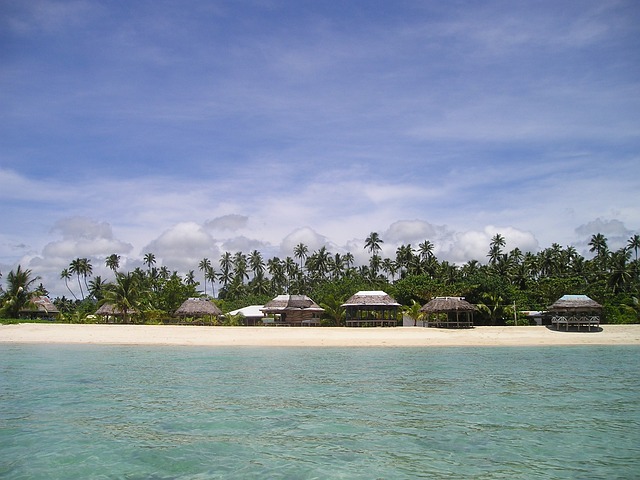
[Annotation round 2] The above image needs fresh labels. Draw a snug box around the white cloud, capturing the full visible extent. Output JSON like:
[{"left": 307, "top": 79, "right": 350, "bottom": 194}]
[
  {"left": 143, "top": 222, "right": 219, "bottom": 271},
  {"left": 204, "top": 214, "right": 249, "bottom": 232}
]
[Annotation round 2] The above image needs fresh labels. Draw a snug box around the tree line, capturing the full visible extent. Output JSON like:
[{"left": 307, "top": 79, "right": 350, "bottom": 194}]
[{"left": 1, "top": 232, "right": 639, "bottom": 325}]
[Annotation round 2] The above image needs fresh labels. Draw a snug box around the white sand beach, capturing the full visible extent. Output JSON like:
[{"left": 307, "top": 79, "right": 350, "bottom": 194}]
[{"left": 1, "top": 323, "right": 640, "bottom": 347}]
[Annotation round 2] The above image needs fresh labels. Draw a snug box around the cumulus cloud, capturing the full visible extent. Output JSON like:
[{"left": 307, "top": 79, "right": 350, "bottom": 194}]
[
  {"left": 221, "top": 236, "right": 270, "bottom": 254},
  {"left": 574, "top": 218, "right": 633, "bottom": 254},
  {"left": 204, "top": 214, "right": 249, "bottom": 232},
  {"left": 42, "top": 217, "right": 133, "bottom": 259},
  {"left": 143, "top": 222, "right": 220, "bottom": 270},
  {"left": 280, "top": 227, "right": 333, "bottom": 257},
  {"left": 446, "top": 225, "right": 538, "bottom": 264}
]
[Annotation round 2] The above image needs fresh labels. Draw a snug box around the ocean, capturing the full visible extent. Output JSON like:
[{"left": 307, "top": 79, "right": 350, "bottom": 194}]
[{"left": 1, "top": 344, "right": 638, "bottom": 479}]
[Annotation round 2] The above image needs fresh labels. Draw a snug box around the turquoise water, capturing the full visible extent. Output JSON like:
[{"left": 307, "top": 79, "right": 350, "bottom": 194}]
[{"left": 1, "top": 345, "right": 639, "bottom": 479}]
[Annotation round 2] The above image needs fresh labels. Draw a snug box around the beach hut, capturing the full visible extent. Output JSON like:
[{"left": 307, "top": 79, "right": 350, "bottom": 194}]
[
  {"left": 19, "top": 296, "right": 59, "bottom": 320},
  {"left": 174, "top": 298, "right": 222, "bottom": 325},
  {"left": 548, "top": 295, "right": 602, "bottom": 331},
  {"left": 341, "top": 290, "right": 400, "bottom": 327},
  {"left": 95, "top": 302, "right": 139, "bottom": 323},
  {"left": 420, "top": 296, "right": 476, "bottom": 328},
  {"left": 260, "top": 295, "right": 324, "bottom": 326},
  {"left": 227, "top": 305, "right": 265, "bottom": 326}
]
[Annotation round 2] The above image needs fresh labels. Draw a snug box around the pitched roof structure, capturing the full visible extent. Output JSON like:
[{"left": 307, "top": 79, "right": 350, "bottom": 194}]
[
  {"left": 95, "top": 303, "right": 138, "bottom": 316},
  {"left": 21, "top": 296, "right": 59, "bottom": 314},
  {"left": 261, "top": 295, "right": 324, "bottom": 313},
  {"left": 228, "top": 305, "right": 265, "bottom": 318},
  {"left": 175, "top": 298, "right": 223, "bottom": 317},
  {"left": 341, "top": 291, "right": 400, "bottom": 307},
  {"left": 548, "top": 295, "right": 603, "bottom": 311},
  {"left": 420, "top": 296, "right": 477, "bottom": 313}
]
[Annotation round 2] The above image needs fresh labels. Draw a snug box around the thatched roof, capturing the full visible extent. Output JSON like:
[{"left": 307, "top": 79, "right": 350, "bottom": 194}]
[
  {"left": 548, "top": 295, "right": 602, "bottom": 311},
  {"left": 95, "top": 303, "right": 137, "bottom": 316},
  {"left": 21, "top": 296, "right": 59, "bottom": 314},
  {"left": 261, "top": 295, "right": 324, "bottom": 313},
  {"left": 175, "top": 298, "right": 222, "bottom": 317},
  {"left": 341, "top": 291, "right": 400, "bottom": 307},
  {"left": 420, "top": 297, "right": 477, "bottom": 313}
]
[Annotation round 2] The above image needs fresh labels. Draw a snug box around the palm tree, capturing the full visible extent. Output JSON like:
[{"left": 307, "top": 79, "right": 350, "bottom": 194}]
[
  {"left": 293, "top": 243, "right": 309, "bottom": 272},
  {"left": 487, "top": 234, "right": 505, "bottom": 266},
  {"left": 628, "top": 234, "right": 640, "bottom": 263},
  {"left": 232, "top": 252, "right": 249, "bottom": 285},
  {"left": 69, "top": 258, "right": 86, "bottom": 300},
  {"left": 476, "top": 292, "right": 505, "bottom": 326},
  {"left": 364, "top": 232, "right": 383, "bottom": 255},
  {"left": 2, "top": 265, "right": 39, "bottom": 317},
  {"left": 418, "top": 240, "right": 435, "bottom": 262},
  {"left": 105, "top": 254, "right": 120, "bottom": 274},
  {"left": 198, "top": 258, "right": 212, "bottom": 296},
  {"left": 60, "top": 268, "right": 77, "bottom": 300},
  {"left": 628, "top": 234, "right": 640, "bottom": 281},
  {"left": 248, "top": 250, "right": 265, "bottom": 281},
  {"left": 205, "top": 266, "right": 217, "bottom": 298},
  {"left": 88, "top": 276, "right": 106, "bottom": 301},
  {"left": 80, "top": 258, "right": 93, "bottom": 295},
  {"left": 184, "top": 270, "right": 197, "bottom": 287},
  {"left": 143, "top": 252, "right": 156, "bottom": 272},
  {"left": 588, "top": 233, "right": 608, "bottom": 259},
  {"left": 381, "top": 258, "right": 398, "bottom": 282},
  {"left": 103, "top": 272, "right": 141, "bottom": 324},
  {"left": 403, "top": 299, "right": 425, "bottom": 327},
  {"left": 395, "top": 244, "right": 414, "bottom": 278},
  {"left": 218, "top": 252, "right": 233, "bottom": 289},
  {"left": 608, "top": 248, "right": 632, "bottom": 293},
  {"left": 320, "top": 296, "right": 345, "bottom": 327},
  {"left": 267, "top": 257, "right": 286, "bottom": 293}
]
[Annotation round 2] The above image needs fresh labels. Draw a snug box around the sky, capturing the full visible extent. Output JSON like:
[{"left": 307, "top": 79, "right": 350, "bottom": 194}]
[{"left": 1, "top": 0, "right": 639, "bottom": 297}]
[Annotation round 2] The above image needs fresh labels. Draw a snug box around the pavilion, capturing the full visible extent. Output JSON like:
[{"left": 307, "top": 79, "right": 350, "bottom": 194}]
[
  {"left": 420, "top": 296, "right": 476, "bottom": 328},
  {"left": 548, "top": 294, "right": 602, "bottom": 331},
  {"left": 341, "top": 291, "right": 400, "bottom": 327}
]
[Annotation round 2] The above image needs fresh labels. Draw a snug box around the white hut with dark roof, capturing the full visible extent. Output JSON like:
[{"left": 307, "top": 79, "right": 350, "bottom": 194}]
[
  {"left": 341, "top": 290, "right": 400, "bottom": 327},
  {"left": 260, "top": 295, "right": 324, "bottom": 326},
  {"left": 548, "top": 295, "right": 602, "bottom": 331}
]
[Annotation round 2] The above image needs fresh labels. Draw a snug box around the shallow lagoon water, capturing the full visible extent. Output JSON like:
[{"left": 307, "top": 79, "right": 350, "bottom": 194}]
[{"left": 1, "top": 345, "right": 639, "bottom": 479}]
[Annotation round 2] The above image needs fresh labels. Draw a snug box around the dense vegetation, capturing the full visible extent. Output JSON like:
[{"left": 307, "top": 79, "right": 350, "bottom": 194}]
[{"left": 1, "top": 232, "right": 639, "bottom": 325}]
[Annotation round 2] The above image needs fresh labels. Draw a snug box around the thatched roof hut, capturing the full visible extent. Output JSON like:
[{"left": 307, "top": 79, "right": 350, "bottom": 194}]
[
  {"left": 341, "top": 291, "right": 400, "bottom": 327},
  {"left": 260, "top": 295, "right": 324, "bottom": 326},
  {"left": 342, "top": 290, "right": 401, "bottom": 307},
  {"left": 20, "top": 296, "right": 59, "bottom": 319},
  {"left": 548, "top": 295, "right": 602, "bottom": 331},
  {"left": 548, "top": 295, "right": 602, "bottom": 312},
  {"left": 420, "top": 297, "right": 476, "bottom": 328},
  {"left": 95, "top": 302, "right": 139, "bottom": 323},
  {"left": 175, "top": 298, "right": 222, "bottom": 318}
]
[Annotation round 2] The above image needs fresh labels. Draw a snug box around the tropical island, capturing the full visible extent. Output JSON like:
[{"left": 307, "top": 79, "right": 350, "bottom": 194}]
[{"left": 1, "top": 232, "right": 639, "bottom": 326}]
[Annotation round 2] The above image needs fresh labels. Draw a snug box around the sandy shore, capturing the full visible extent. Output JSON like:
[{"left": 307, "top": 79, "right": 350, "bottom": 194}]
[{"left": 1, "top": 323, "right": 640, "bottom": 347}]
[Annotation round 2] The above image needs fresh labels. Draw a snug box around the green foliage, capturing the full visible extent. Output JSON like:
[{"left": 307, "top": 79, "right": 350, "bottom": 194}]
[{"left": 14, "top": 231, "right": 639, "bottom": 324}]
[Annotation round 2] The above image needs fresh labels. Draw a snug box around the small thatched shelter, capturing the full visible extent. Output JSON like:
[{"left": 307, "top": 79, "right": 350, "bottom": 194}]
[
  {"left": 175, "top": 298, "right": 222, "bottom": 325},
  {"left": 420, "top": 296, "right": 476, "bottom": 328},
  {"left": 341, "top": 290, "right": 400, "bottom": 327},
  {"left": 260, "top": 295, "right": 324, "bottom": 326},
  {"left": 548, "top": 295, "right": 602, "bottom": 331},
  {"left": 95, "top": 302, "right": 139, "bottom": 323},
  {"left": 19, "top": 296, "right": 59, "bottom": 320}
]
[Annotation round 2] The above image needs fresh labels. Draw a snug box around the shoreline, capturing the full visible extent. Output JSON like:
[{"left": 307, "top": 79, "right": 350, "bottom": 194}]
[{"left": 1, "top": 323, "right": 640, "bottom": 347}]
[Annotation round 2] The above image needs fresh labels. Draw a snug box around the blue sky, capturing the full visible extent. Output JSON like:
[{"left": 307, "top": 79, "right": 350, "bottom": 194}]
[{"left": 1, "top": 0, "right": 639, "bottom": 296}]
